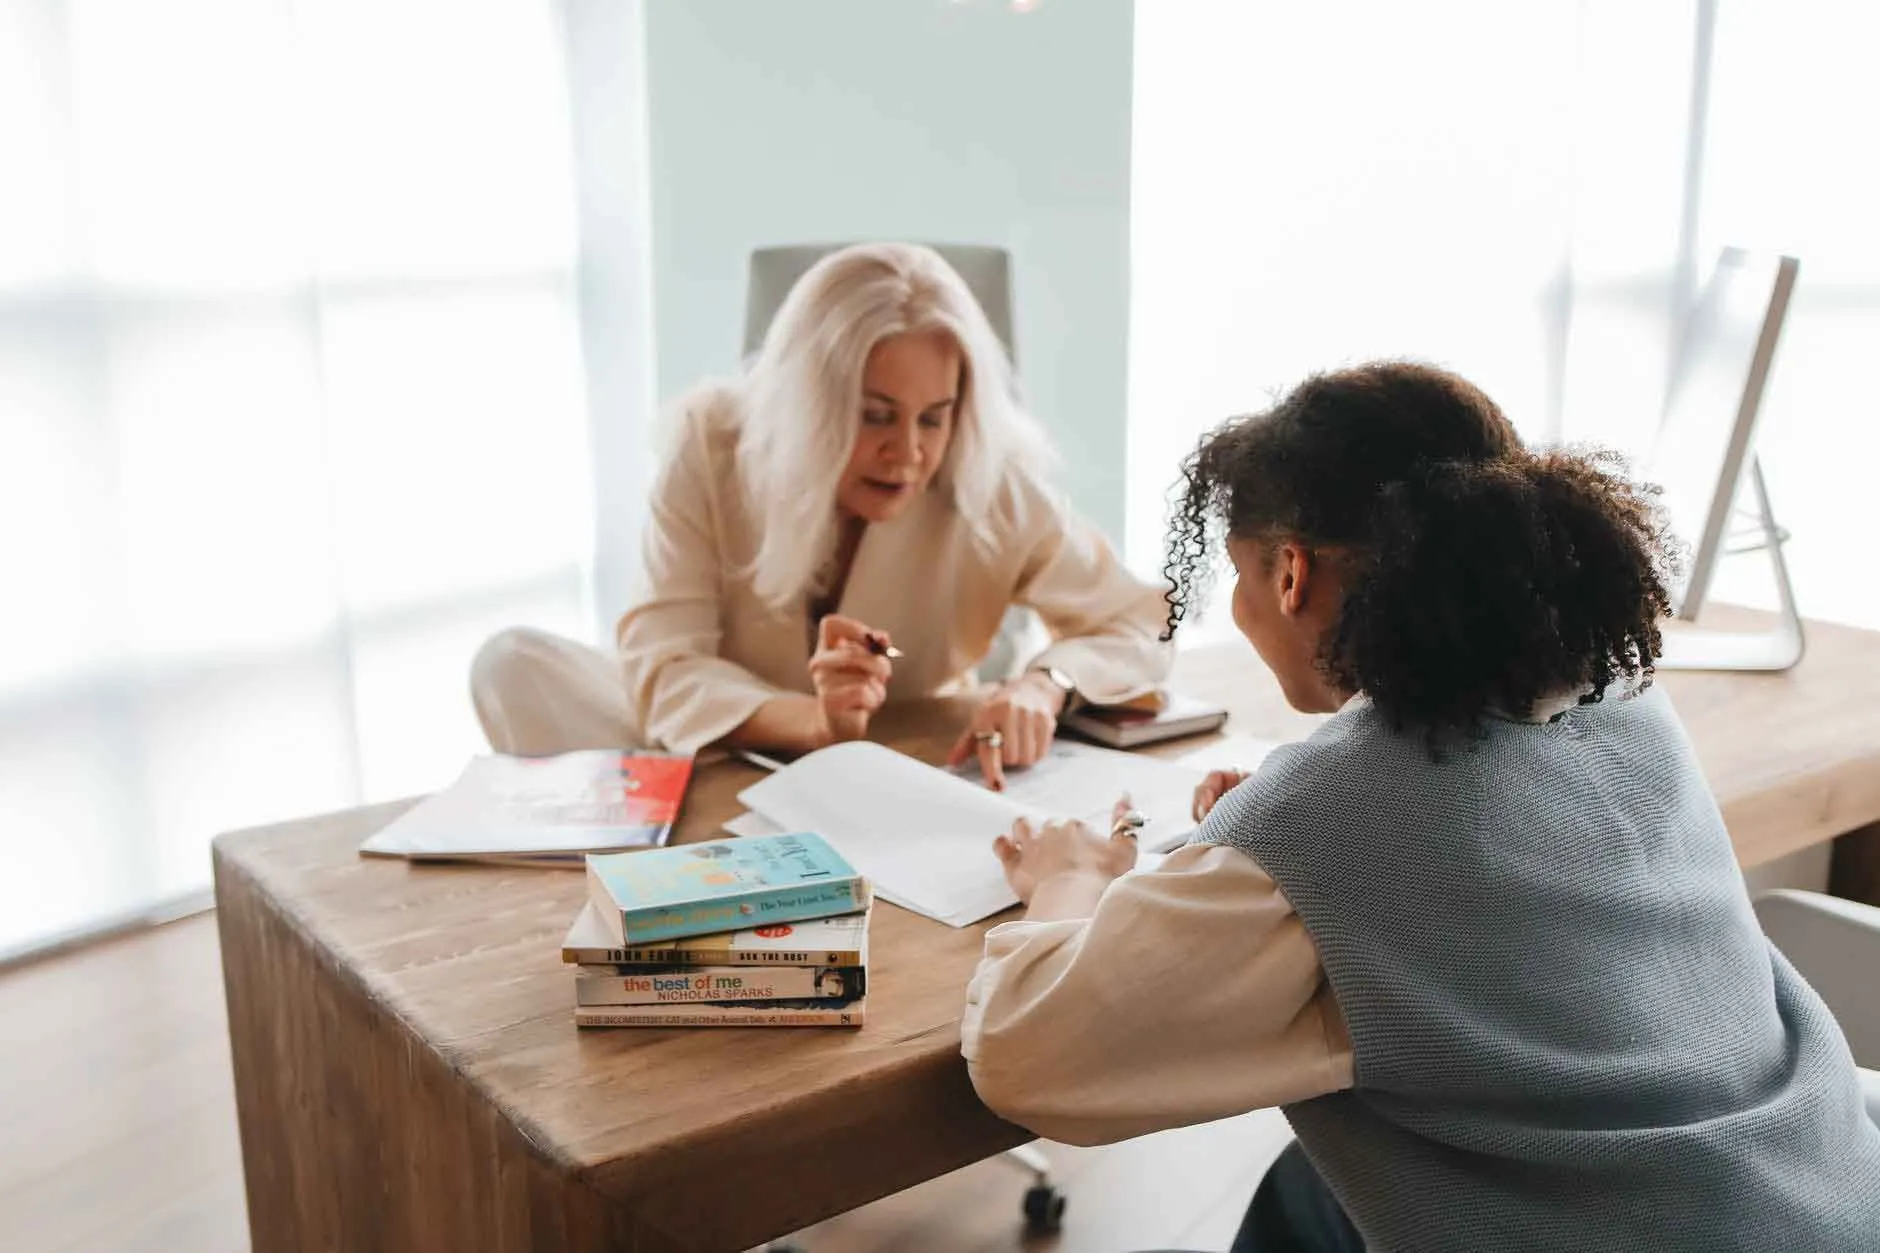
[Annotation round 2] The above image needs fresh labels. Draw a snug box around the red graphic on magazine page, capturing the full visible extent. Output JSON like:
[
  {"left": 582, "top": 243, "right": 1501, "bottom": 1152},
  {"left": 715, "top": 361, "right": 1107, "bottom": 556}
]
[
  {"left": 754, "top": 924, "right": 796, "bottom": 938},
  {"left": 506, "top": 751, "right": 693, "bottom": 842}
]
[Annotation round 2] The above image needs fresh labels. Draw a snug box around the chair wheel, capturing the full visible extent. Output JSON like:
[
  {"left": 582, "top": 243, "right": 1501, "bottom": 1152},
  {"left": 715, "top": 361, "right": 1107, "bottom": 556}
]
[{"left": 1022, "top": 1183, "right": 1066, "bottom": 1234}]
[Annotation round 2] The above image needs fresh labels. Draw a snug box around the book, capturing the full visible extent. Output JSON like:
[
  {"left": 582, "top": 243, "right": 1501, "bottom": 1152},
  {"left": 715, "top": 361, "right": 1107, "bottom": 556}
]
[
  {"left": 1061, "top": 691, "right": 1230, "bottom": 749},
  {"left": 573, "top": 964, "right": 865, "bottom": 1006},
  {"left": 574, "top": 998, "right": 867, "bottom": 1028},
  {"left": 560, "top": 902, "right": 869, "bottom": 966},
  {"left": 734, "top": 739, "right": 1206, "bottom": 928},
  {"left": 585, "top": 831, "right": 870, "bottom": 945},
  {"left": 359, "top": 750, "right": 693, "bottom": 863}
]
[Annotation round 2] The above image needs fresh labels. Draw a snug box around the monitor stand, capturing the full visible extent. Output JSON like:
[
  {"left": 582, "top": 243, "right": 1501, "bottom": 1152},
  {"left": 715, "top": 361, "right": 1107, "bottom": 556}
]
[{"left": 1657, "top": 459, "right": 1805, "bottom": 672}]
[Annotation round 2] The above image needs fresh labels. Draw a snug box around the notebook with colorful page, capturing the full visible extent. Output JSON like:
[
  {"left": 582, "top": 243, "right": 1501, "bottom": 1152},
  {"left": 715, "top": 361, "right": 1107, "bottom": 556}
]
[{"left": 359, "top": 750, "right": 693, "bottom": 864}]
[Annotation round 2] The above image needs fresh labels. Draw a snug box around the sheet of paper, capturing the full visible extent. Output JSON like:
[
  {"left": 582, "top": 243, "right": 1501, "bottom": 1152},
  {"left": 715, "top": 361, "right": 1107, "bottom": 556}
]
[
  {"left": 973, "top": 739, "right": 1207, "bottom": 855},
  {"left": 736, "top": 741, "right": 1208, "bottom": 927},
  {"left": 722, "top": 810, "right": 785, "bottom": 839},
  {"left": 728, "top": 806, "right": 1163, "bottom": 886},
  {"left": 1170, "top": 732, "right": 1285, "bottom": 775},
  {"left": 738, "top": 742, "right": 1023, "bottom": 924},
  {"left": 722, "top": 808, "right": 995, "bottom": 924}
]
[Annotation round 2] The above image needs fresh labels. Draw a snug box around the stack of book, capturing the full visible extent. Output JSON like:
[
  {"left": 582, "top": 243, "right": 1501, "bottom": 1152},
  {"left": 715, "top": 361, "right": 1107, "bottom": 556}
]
[{"left": 564, "top": 831, "right": 871, "bottom": 1028}]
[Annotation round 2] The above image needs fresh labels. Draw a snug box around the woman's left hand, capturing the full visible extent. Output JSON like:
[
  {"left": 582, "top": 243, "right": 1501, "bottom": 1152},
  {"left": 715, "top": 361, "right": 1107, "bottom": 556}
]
[
  {"left": 946, "top": 673, "right": 1066, "bottom": 790},
  {"left": 992, "top": 796, "right": 1139, "bottom": 905}
]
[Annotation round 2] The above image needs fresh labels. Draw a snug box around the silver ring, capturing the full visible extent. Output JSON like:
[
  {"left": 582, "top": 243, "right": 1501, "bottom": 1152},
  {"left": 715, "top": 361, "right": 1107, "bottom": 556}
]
[
  {"left": 1111, "top": 809, "right": 1146, "bottom": 839},
  {"left": 973, "top": 730, "right": 1005, "bottom": 749}
]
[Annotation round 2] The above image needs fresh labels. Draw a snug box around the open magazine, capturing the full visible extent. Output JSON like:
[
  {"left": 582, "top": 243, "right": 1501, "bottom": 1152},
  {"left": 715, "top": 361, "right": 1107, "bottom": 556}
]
[{"left": 359, "top": 750, "right": 693, "bottom": 865}]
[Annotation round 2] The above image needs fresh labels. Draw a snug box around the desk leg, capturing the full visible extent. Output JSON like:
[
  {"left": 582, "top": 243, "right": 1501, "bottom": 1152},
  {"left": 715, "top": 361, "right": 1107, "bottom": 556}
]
[
  {"left": 212, "top": 850, "right": 646, "bottom": 1253},
  {"left": 1831, "top": 821, "right": 1880, "bottom": 907}
]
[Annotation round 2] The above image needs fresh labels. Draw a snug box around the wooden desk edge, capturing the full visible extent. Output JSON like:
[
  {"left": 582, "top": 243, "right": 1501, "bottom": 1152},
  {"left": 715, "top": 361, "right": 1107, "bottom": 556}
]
[
  {"left": 213, "top": 823, "right": 639, "bottom": 1182},
  {"left": 212, "top": 823, "right": 1031, "bottom": 1248}
]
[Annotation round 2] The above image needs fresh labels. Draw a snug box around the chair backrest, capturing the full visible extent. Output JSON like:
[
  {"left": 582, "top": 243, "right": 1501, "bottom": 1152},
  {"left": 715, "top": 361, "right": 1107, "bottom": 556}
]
[
  {"left": 742, "top": 243, "right": 1017, "bottom": 363},
  {"left": 1755, "top": 888, "right": 1880, "bottom": 1067}
]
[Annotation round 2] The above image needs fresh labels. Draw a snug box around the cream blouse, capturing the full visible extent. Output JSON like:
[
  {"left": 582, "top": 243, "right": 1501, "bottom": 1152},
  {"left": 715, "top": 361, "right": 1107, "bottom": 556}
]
[
  {"left": 960, "top": 692, "right": 1610, "bottom": 1147},
  {"left": 961, "top": 842, "right": 1355, "bottom": 1147},
  {"left": 616, "top": 384, "right": 1174, "bottom": 753}
]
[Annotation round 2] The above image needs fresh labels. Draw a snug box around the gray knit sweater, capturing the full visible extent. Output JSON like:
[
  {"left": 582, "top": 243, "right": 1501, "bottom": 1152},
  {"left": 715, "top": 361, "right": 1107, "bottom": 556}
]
[{"left": 1197, "top": 684, "right": 1880, "bottom": 1251}]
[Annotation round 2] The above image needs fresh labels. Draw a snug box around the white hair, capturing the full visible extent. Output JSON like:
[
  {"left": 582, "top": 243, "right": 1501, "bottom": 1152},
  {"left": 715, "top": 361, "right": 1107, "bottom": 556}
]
[{"left": 735, "top": 242, "right": 1056, "bottom": 611}]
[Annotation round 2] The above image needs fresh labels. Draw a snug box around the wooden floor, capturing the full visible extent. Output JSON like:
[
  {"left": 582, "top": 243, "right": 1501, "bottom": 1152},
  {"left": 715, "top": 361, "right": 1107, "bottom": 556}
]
[{"left": 0, "top": 913, "right": 1287, "bottom": 1253}]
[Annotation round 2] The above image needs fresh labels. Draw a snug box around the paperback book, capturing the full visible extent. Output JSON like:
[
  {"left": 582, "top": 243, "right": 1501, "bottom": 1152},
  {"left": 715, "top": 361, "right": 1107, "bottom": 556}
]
[
  {"left": 573, "top": 964, "right": 864, "bottom": 1006},
  {"left": 585, "top": 831, "right": 870, "bottom": 945},
  {"left": 560, "top": 902, "right": 869, "bottom": 966},
  {"left": 574, "top": 998, "right": 866, "bottom": 1028}
]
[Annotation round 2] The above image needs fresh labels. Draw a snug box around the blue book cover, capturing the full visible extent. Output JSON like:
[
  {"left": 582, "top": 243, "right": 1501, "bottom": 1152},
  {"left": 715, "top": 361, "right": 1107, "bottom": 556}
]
[{"left": 584, "top": 832, "right": 870, "bottom": 944}]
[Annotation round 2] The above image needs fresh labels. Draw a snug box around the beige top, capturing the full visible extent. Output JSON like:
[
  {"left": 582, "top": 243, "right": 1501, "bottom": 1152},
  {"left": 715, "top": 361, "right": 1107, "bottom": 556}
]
[
  {"left": 616, "top": 384, "right": 1174, "bottom": 753},
  {"left": 961, "top": 842, "right": 1354, "bottom": 1147}
]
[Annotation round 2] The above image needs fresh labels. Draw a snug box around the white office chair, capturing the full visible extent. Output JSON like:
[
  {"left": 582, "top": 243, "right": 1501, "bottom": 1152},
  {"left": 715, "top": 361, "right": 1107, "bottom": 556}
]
[
  {"left": 745, "top": 244, "right": 1066, "bottom": 1248},
  {"left": 743, "top": 242, "right": 1018, "bottom": 369},
  {"left": 1753, "top": 888, "right": 1880, "bottom": 1120}
]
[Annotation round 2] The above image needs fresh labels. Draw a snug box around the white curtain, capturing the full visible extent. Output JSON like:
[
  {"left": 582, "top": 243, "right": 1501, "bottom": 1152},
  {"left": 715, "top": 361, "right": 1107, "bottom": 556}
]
[
  {"left": 0, "top": 0, "right": 599, "bottom": 957},
  {"left": 1132, "top": 1, "right": 1880, "bottom": 637}
]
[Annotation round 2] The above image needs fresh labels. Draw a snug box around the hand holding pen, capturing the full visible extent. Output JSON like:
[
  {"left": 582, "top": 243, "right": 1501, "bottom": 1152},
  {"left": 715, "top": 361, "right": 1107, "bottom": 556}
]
[{"left": 808, "top": 614, "right": 898, "bottom": 743}]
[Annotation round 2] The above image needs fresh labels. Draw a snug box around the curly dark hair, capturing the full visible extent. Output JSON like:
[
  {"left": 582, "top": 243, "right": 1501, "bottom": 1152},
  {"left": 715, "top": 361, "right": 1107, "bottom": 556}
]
[{"left": 1163, "top": 361, "right": 1680, "bottom": 738}]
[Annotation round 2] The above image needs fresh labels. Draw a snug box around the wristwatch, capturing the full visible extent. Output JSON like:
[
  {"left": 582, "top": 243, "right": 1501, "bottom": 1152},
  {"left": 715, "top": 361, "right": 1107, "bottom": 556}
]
[{"left": 1028, "top": 664, "right": 1079, "bottom": 712}]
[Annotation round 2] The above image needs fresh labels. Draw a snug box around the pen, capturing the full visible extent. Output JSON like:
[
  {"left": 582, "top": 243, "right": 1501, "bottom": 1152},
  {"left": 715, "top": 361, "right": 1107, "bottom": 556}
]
[
  {"left": 733, "top": 748, "right": 788, "bottom": 773},
  {"left": 863, "top": 635, "right": 905, "bottom": 660}
]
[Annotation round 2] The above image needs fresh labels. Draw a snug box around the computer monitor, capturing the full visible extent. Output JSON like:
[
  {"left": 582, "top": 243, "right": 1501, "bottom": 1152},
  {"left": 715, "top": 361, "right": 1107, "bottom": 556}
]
[{"left": 1648, "top": 247, "right": 1799, "bottom": 622}]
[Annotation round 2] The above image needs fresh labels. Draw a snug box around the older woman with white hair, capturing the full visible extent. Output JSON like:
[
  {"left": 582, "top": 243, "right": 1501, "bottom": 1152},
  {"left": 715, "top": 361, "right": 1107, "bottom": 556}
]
[{"left": 472, "top": 242, "right": 1169, "bottom": 786}]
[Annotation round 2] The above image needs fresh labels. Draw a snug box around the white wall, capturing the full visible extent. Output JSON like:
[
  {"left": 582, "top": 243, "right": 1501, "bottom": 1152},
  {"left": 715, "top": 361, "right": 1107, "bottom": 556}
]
[
  {"left": 641, "top": 0, "right": 1136, "bottom": 541},
  {"left": 562, "top": 0, "right": 660, "bottom": 638},
  {"left": 1129, "top": 2, "right": 1583, "bottom": 590},
  {"left": 1130, "top": 2, "right": 1880, "bottom": 634},
  {"left": 1692, "top": 5, "right": 1880, "bottom": 630}
]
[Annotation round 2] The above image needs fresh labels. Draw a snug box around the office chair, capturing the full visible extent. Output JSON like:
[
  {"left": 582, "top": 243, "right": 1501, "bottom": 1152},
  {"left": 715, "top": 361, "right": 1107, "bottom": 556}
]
[
  {"left": 745, "top": 244, "right": 1066, "bottom": 1247},
  {"left": 743, "top": 242, "right": 1017, "bottom": 369},
  {"left": 1754, "top": 889, "right": 1880, "bottom": 1108}
]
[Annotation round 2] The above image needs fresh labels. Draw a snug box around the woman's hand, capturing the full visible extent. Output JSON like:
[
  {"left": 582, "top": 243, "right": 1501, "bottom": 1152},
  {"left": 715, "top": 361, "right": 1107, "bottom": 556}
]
[
  {"left": 946, "top": 672, "right": 1065, "bottom": 790},
  {"left": 807, "top": 614, "right": 893, "bottom": 744},
  {"left": 1191, "top": 768, "right": 1253, "bottom": 822},
  {"left": 993, "top": 796, "right": 1140, "bottom": 907}
]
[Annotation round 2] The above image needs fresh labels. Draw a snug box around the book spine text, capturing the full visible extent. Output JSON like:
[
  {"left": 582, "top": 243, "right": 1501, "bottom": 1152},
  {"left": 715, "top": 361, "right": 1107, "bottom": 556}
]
[
  {"left": 617, "top": 880, "right": 868, "bottom": 944},
  {"left": 575, "top": 965, "right": 864, "bottom": 1005}
]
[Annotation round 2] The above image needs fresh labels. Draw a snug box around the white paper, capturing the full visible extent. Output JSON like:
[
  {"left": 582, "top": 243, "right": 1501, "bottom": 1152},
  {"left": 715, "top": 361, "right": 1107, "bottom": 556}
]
[
  {"left": 1171, "top": 732, "right": 1284, "bottom": 775},
  {"left": 722, "top": 807, "right": 988, "bottom": 923},
  {"left": 975, "top": 739, "right": 1207, "bottom": 855},
  {"left": 722, "top": 810, "right": 785, "bottom": 839},
  {"left": 736, "top": 741, "right": 1207, "bottom": 927}
]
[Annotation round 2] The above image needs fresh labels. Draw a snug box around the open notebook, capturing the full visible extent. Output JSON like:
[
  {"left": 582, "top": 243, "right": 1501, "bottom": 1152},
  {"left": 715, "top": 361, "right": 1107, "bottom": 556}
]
[{"left": 731, "top": 739, "right": 1264, "bottom": 927}]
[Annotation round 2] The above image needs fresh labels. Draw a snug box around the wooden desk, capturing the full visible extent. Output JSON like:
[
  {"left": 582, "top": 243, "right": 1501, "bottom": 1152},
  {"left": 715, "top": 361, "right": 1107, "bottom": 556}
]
[
  {"left": 1180, "top": 607, "right": 1880, "bottom": 872},
  {"left": 214, "top": 614, "right": 1880, "bottom": 1252}
]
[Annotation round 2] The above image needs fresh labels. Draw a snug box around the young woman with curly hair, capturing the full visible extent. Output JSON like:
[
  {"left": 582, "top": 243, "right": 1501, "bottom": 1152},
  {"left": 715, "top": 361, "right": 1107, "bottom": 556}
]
[{"left": 962, "top": 362, "right": 1880, "bottom": 1251}]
